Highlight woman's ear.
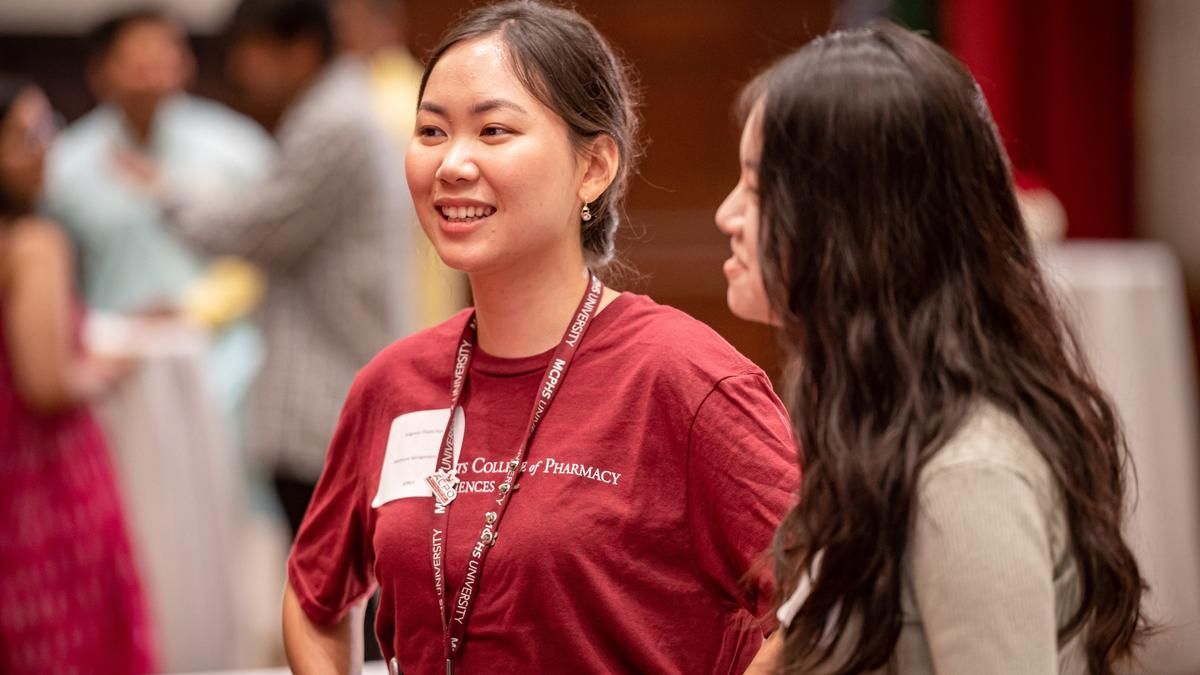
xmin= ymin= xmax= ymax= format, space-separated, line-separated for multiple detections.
xmin=578 ymin=134 xmax=619 ymax=203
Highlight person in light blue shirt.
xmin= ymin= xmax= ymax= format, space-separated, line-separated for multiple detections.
xmin=42 ymin=8 xmax=272 ymax=418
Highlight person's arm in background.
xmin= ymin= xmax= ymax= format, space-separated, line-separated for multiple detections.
xmin=3 ymin=218 xmax=126 ymax=413
xmin=158 ymin=119 xmax=372 ymax=269
xmin=283 ymin=581 xmax=364 ymax=675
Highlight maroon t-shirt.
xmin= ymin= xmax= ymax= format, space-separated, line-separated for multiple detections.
xmin=289 ymin=293 xmax=798 ymax=674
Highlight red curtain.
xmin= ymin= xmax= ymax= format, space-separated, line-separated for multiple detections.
xmin=942 ymin=0 xmax=1135 ymax=239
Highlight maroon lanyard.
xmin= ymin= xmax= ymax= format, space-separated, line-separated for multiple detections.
xmin=428 ymin=272 xmax=605 ymax=673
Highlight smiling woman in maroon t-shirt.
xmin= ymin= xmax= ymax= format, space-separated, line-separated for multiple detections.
xmin=281 ymin=2 xmax=798 ymax=673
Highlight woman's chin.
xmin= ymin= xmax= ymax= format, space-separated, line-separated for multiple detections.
xmin=425 ymin=240 xmax=485 ymax=275
xmin=727 ymin=287 xmax=773 ymax=326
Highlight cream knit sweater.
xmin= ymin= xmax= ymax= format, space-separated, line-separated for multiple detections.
xmin=779 ymin=404 xmax=1088 ymax=674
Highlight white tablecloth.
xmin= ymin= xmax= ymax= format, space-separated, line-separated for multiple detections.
xmin=1041 ymin=241 xmax=1200 ymax=672
xmin=87 ymin=316 xmax=288 ymax=672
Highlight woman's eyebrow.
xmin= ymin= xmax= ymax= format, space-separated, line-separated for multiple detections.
xmin=418 ymin=100 xmax=448 ymax=116
xmin=417 ymin=98 xmax=529 ymax=117
xmin=471 ymin=98 xmax=529 ymax=115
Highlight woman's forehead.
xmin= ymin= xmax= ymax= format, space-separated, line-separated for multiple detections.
xmin=422 ymin=35 xmax=564 ymax=129
xmin=740 ymin=101 xmax=764 ymax=160
xmin=427 ymin=37 xmax=523 ymax=97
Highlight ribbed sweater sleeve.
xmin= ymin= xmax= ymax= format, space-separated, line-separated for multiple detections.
xmin=908 ymin=459 xmax=1059 ymax=674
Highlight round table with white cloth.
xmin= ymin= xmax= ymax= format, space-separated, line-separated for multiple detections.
xmin=1041 ymin=241 xmax=1200 ymax=673
xmin=86 ymin=315 xmax=289 ymax=671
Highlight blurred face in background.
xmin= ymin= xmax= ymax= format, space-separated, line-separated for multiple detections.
xmin=332 ymin=0 xmax=401 ymax=55
xmin=716 ymin=101 xmax=773 ymax=325
xmin=0 ymin=88 xmax=55 ymax=210
xmin=92 ymin=18 xmax=193 ymax=123
xmin=226 ymin=34 xmax=323 ymax=122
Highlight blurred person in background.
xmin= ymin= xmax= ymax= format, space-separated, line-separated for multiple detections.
xmin=137 ymin=0 xmax=412 ymax=540
xmin=722 ymin=24 xmax=1148 ymax=675
xmin=328 ymin=5 xmax=426 ymax=661
xmin=42 ymin=8 xmax=271 ymax=425
xmin=331 ymin=0 xmax=420 ymax=144
xmin=333 ymin=0 xmax=468 ymax=328
xmin=0 ymin=76 xmax=154 ymax=675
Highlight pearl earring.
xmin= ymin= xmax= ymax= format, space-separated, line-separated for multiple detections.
xmin=581 ymin=200 xmax=593 ymax=222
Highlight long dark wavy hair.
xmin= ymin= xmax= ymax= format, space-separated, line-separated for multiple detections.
xmin=748 ymin=23 xmax=1147 ymax=674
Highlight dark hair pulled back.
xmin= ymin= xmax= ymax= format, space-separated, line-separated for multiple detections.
xmin=419 ymin=0 xmax=640 ymax=267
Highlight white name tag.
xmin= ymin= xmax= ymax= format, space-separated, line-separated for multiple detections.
xmin=372 ymin=407 xmax=465 ymax=508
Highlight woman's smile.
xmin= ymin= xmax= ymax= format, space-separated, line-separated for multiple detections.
xmin=434 ymin=198 xmax=497 ymax=233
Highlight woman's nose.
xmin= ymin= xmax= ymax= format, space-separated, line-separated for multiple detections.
xmin=435 ymin=139 xmax=480 ymax=184
xmin=715 ymin=187 xmax=741 ymax=236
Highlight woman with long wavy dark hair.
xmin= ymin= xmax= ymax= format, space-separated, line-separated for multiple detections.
xmin=721 ymin=24 xmax=1148 ymax=675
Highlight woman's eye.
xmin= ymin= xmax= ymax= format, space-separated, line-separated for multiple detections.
xmin=418 ymin=126 xmax=445 ymax=138
xmin=481 ymin=126 xmax=510 ymax=137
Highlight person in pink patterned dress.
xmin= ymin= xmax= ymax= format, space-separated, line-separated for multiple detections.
xmin=0 ymin=76 xmax=155 ymax=675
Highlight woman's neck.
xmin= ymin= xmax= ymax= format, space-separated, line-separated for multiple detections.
xmin=470 ymin=257 xmax=619 ymax=359
xmin=470 ymin=259 xmax=592 ymax=358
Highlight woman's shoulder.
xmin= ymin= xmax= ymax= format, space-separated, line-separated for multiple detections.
xmin=920 ymin=402 xmax=1061 ymax=522
xmin=0 ymin=217 xmax=72 ymax=297
xmin=603 ymin=293 xmax=764 ymax=380
xmin=926 ymin=404 xmax=1051 ymax=478
xmin=5 ymin=217 xmax=71 ymax=262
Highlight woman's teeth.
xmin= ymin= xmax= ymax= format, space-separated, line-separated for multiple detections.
xmin=440 ymin=205 xmax=496 ymax=221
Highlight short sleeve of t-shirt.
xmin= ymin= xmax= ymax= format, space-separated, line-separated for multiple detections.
xmin=686 ymin=372 xmax=799 ymax=625
xmin=287 ymin=373 xmax=378 ymax=624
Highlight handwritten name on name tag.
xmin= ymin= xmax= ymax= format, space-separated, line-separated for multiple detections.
xmin=373 ymin=407 xmax=465 ymax=508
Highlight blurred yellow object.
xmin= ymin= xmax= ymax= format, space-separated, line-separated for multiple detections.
xmin=180 ymin=257 xmax=266 ymax=328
